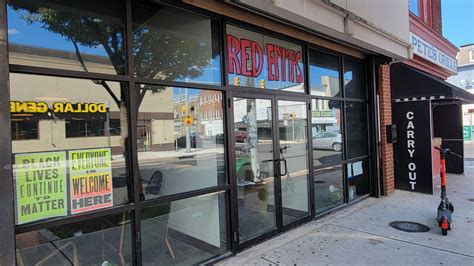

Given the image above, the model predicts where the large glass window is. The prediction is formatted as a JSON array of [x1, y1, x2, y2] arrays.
[[314, 165, 344, 213], [344, 59, 367, 99], [10, 73, 130, 225], [312, 99, 343, 166], [141, 192, 228, 265], [309, 50, 340, 97], [16, 212, 132, 265], [7, 0, 126, 75], [132, 3, 221, 84], [345, 102, 369, 159], [226, 25, 304, 92], [136, 84, 225, 200], [309, 49, 371, 212]]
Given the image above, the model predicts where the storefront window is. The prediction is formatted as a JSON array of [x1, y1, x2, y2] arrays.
[[11, 120, 38, 140], [314, 165, 344, 213], [141, 192, 228, 265], [309, 50, 340, 97], [344, 59, 367, 99], [347, 158, 370, 201], [132, 3, 221, 84], [10, 73, 130, 225], [312, 99, 343, 166], [7, 0, 126, 75], [226, 25, 304, 92], [345, 102, 369, 158], [16, 212, 132, 265], [66, 119, 106, 138], [136, 84, 225, 200]]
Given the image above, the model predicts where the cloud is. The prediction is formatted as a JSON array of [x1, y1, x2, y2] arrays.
[[8, 28, 19, 35]]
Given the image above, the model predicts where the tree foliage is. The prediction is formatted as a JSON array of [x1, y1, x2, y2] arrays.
[[8, 0, 214, 107]]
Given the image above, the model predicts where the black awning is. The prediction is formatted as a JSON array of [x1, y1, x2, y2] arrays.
[[391, 63, 474, 103]]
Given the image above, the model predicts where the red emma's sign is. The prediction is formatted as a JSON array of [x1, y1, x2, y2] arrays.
[[227, 34, 303, 83]]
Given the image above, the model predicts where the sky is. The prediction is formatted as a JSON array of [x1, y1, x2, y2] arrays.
[[441, 0, 474, 47]]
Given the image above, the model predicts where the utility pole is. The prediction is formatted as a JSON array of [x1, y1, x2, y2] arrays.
[[185, 87, 191, 152]]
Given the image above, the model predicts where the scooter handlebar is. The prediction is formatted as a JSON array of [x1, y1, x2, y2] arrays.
[[435, 146, 463, 158]]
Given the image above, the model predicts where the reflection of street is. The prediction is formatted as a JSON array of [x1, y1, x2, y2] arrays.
[[109, 140, 225, 202], [313, 149, 342, 166]]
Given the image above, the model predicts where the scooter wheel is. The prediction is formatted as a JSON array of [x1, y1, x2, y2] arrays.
[[442, 228, 448, 236]]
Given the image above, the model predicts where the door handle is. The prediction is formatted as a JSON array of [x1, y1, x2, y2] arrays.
[[276, 158, 288, 176]]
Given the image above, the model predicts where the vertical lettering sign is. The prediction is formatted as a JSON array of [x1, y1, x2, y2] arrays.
[[69, 148, 113, 214], [393, 101, 433, 194], [227, 25, 304, 91], [15, 152, 67, 224]]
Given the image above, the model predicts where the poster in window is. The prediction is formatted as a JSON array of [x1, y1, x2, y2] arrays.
[[69, 148, 113, 214], [15, 151, 68, 225]]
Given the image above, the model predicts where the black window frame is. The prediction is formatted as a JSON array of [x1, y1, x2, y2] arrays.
[[2, 0, 377, 264], [307, 47, 372, 215]]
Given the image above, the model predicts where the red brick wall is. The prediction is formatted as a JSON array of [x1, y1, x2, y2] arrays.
[[379, 64, 395, 195], [431, 0, 442, 34]]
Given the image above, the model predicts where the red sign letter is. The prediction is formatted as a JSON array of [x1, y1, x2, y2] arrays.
[[240, 39, 251, 76], [227, 34, 241, 75], [251, 41, 263, 77]]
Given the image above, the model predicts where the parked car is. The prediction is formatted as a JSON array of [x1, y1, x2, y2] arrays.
[[235, 130, 247, 142], [312, 132, 342, 151], [215, 133, 225, 144], [176, 133, 202, 148]]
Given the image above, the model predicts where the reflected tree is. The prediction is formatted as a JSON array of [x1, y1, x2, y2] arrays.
[[8, 0, 213, 108]]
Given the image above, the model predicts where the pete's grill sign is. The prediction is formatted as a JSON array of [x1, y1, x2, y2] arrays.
[[227, 34, 303, 83]]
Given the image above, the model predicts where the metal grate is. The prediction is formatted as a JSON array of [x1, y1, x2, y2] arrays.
[[389, 221, 430, 233]]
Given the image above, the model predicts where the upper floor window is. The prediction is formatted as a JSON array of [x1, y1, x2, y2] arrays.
[[409, 0, 420, 16], [470, 49, 474, 62]]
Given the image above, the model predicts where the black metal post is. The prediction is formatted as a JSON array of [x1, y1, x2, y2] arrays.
[[0, 0, 16, 264], [369, 55, 381, 198]]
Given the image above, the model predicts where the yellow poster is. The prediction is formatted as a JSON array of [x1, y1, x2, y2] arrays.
[[68, 148, 113, 214]]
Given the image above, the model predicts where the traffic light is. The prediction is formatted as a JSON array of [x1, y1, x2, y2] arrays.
[[260, 79, 265, 89], [234, 77, 239, 86]]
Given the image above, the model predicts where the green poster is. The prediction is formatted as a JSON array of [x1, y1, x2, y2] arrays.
[[15, 151, 67, 225], [463, 126, 472, 141]]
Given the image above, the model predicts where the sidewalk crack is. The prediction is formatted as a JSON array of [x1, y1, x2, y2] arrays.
[[259, 256, 278, 265]]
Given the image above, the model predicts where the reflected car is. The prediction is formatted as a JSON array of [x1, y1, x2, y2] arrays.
[[215, 133, 225, 144], [312, 132, 342, 151], [176, 133, 202, 148], [235, 130, 247, 142]]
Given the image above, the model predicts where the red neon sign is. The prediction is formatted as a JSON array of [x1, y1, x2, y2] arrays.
[[227, 34, 303, 83]]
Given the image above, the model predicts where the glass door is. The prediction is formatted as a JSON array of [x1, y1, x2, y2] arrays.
[[232, 95, 277, 243], [231, 93, 311, 249], [276, 99, 310, 226]]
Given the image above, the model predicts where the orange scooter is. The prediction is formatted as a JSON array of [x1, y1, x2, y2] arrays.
[[435, 146, 462, 236]]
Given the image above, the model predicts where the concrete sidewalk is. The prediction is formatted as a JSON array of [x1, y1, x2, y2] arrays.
[[221, 167, 474, 265]]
